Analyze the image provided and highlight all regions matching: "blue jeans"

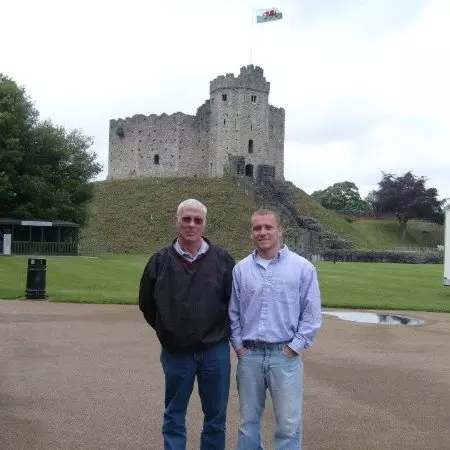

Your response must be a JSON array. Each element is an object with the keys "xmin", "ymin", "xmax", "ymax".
[
  {"xmin": 160, "ymin": 340, "xmax": 231, "ymax": 450},
  {"xmin": 236, "ymin": 342, "xmax": 303, "ymax": 450}
]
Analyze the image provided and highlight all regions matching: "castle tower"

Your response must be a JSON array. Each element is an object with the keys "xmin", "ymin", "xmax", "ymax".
[
  {"xmin": 208, "ymin": 65, "xmax": 285, "ymax": 181},
  {"xmin": 107, "ymin": 65, "xmax": 284, "ymax": 181}
]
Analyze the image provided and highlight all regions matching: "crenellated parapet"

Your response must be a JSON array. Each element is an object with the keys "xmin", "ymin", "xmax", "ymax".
[
  {"xmin": 269, "ymin": 105, "xmax": 285, "ymax": 120},
  {"xmin": 110, "ymin": 112, "xmax": 194, "ymax": 129},
  {"xmin": 210, "ymin": 64, "xmax": 270, "ymax": 94}
]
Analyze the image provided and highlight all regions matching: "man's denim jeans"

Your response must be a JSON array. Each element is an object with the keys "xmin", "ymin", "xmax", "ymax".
[
  {"xmin": 236, "ymin": 342, "xmax": 303, "ymax": 450},
  {"xmin": 160, "ymin": 340, "xmax": 231, "ymax": 450}
]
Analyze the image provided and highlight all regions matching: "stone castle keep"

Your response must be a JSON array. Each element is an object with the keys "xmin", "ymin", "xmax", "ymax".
[{"xmin": 107, "ymin": 65, "xmax": 285, "ymax": 182}]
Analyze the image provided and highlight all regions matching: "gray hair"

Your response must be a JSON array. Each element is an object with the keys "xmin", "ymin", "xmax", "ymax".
[{"xmin": 176, "ymin": 199, "xmax": 207, "ymax": 220}]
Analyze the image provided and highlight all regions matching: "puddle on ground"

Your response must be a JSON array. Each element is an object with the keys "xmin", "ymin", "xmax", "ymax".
[{"xmin": 323, "ymin": 311, "xmax": 424, "ymax": 325}]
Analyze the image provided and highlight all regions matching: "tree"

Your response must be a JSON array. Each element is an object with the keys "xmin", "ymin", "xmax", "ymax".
[
  {"xmin": 0, "ymin": 74, "xmax": 102, "ymax": 225},
  {"xmin": 364, "ymin": 190, "xmax": 378, "ymax": 216},
  {"xmin": 0, "ymin": 74, "xmax": 38, "ymax": 210},
  {"xmin": 373, "ymin": 171, "xmax": 445, "ymax": 240},
  {"xmin": 312, "ymin": 181, "xmax": 370, "ymax": 214}
]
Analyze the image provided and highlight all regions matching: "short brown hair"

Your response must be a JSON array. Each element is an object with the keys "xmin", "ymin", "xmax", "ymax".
[{"xmin": 251, "ymin": 209, "xmax": 281, "ymax": 226}]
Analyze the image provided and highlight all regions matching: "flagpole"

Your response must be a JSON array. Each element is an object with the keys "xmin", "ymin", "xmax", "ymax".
[{"xmin": 250, "ymin": 8, "xmax": 254, "ymax": 64}]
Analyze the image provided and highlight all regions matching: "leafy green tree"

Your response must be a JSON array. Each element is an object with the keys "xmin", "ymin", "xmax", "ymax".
[
  {"xmin": 0, "ymin": 74, "xmax": 38, "ymax": 210},
  {"xmin": 373, "ymin": 171, "xmax": 445, "ymax": 240},
  {"xmin": 312, "ymin": 181, "xmax": 370, "ymax": 214},
  {"xmin": 0, "ymin": 74, "xmax": 101, "ymax": 225}
]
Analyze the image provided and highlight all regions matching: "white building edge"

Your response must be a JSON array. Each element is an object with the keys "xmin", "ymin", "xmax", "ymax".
[{"xmin": 444, "ymin": 206, "xmax": 450, "ymax": 286}]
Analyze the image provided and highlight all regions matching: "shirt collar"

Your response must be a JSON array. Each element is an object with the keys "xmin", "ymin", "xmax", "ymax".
[
  {"xmin": 174, "ymin": 238, "xmax": 209, "ymax": 258},
  {"xmin": 252, "ymin": 244, "xmax": 289, "ymax": 262}
]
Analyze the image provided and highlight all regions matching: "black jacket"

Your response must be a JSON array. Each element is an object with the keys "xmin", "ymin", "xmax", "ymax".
[{"xmin": 139, "ymin": 238, "xmax": 235, "ymax": 352}]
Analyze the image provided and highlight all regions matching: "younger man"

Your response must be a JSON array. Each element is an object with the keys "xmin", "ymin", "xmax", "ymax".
[{"xmin": 229, "ymin": 209, "xmax": 322, "ymax": 450}]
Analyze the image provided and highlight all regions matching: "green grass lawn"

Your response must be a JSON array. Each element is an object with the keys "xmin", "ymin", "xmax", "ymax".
[
  {"xmin": 316, "ymin": 262, "xmax": 450, "ymax": 312},
  {"xmin": 1, "ymin": 255, "xmax": 449, "ymax": 312},
  {"xmin": 0, "ymin": 254, "xmax": 148, "ymax": 304}
]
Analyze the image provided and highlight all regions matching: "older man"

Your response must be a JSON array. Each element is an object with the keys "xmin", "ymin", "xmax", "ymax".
[
  {"xmin": 139, "ymin": 199, "xmax": 235, "ymax": 450},
  {"xmin": 229, "ymin": 208, "xmax": 322, "ymax": 450}
]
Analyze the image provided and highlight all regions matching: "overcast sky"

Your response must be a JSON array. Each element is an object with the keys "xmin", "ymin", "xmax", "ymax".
[{"xmin": 1, "ymin": 0, "xmax": 449, "ymax": 201}]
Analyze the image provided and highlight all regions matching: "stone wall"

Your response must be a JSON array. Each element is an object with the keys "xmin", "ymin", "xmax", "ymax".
[
  {"xmin": 108, "ymin": 65, "xmax": 285, "ymax": 181},
  {"xmin": 209, "ymin": 64, "xmax": 276, "ymax": 179},
  {"xmin": 108, "ymin": 112, "xmax": 208, "ymax": 179},
  {"xmin": 269, "ymin": 105, "xmax": 285, "ymax": 180}
]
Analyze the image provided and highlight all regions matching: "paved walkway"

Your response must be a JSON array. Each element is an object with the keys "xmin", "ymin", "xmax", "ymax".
[{"xmin": 1, "ymin": 300, "xmax": 449, "ymax": 449}]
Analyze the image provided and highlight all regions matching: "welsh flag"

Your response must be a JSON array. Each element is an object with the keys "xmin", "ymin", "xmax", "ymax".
[{"xmin": 256, "ymin": 7, "xmax": 283, "ymax": 23}]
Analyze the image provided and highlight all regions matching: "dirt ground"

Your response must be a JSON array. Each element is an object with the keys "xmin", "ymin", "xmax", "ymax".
[{"xmin": 1, "ymin": 300, "xmax": 449, "ymax": 449}]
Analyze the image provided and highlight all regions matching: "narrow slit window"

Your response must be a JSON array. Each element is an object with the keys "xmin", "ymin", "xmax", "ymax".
[
  {"xmin": 248, "ymin": 139, "xmax": 254, "ymax": 154},
  {"xmin": 153, "ymin": 154, "xmax": 160, "ymax": 165},
  {"xmin": 251, "ymin": 95, "xmax": 257, "ymax": 103},
  {"xmin": 222, "ymin": 94, "xmax": 227, "ymax": 101}
]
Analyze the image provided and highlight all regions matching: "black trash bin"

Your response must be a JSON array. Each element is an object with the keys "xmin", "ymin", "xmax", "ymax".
[{"xmin": 25, "ymin": 258, "xmax": 47, "ymax": 299}]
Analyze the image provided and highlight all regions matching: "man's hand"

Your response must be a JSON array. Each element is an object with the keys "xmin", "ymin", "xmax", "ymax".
[
  {"xmin": 283, "ymin": 345, "xmax": 299, "ymax": 357},
  {"xmin": 236, "ymin": 347, "xmax": 250, "ymax": 357}
]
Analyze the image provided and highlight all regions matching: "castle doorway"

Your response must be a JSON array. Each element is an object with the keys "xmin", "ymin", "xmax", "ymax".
[
  {"xmin": 257, "ymin": 164, "xmax": 275, "ymax": 182},
  {"xmin": 245, "ymin": 164, "xmax": 254, "ymax": 178}
]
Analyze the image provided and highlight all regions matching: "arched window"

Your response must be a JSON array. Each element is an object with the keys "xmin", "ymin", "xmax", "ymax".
[
  {"xmin": 153, "ymin": 154, "xmax": 160, "ymax": 165},
  {"xmin": 245, "ymin": 164, "xmax": 254, "ymax": 178},
  {"xmin": 248, "ymin": 139, "xmax": 254, "ymax": 154}
]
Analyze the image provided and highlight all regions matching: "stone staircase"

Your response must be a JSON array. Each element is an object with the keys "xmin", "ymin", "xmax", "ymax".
[{"xmin": 245, "ymin": 178, "xmax": 352, "ymax": 258}]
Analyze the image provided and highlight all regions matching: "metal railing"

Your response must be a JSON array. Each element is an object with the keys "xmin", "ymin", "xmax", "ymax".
[
  {"xmin": 77, "ymin": 241, "xmax": 113, "ymax": 256},
  {"xmin": 11, "ymin": 241, "xmax": 78, "ymax": 256}
]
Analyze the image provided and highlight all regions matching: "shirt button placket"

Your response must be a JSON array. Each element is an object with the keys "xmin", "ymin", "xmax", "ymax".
[{"xmin": 257, "ymin": 277, "xmax": 270, "ymax": 339}]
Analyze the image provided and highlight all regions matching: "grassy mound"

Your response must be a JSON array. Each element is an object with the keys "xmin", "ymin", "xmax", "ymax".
[{"xmin": 81, "ymin": 178, "xmax": 444, "ymax": 258}]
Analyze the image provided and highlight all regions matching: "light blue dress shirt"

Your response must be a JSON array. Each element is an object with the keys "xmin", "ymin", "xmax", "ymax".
[
  {"xmin": 229, "ymin": 245, "xmax": 322, "ymax": 354},
  {"xmin": 173, "ymin": 238, "xmax": 209, "ymax": 262}
]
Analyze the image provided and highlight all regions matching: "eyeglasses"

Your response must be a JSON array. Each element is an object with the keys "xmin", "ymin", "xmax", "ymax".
[{"xmin": 181, "ymin": 216, "xmax": 204, "ymax": 225}]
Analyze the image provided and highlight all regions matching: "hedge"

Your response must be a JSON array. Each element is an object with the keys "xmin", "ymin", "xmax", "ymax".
[{"xmin": 319, "ymin": 249, "xmax": 443, "ymax": 264}]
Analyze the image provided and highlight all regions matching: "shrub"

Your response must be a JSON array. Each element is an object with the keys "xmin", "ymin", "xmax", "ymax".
[{"xmin": 320, "ymin": 249, "xmax": 443, "ymax": 264}]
